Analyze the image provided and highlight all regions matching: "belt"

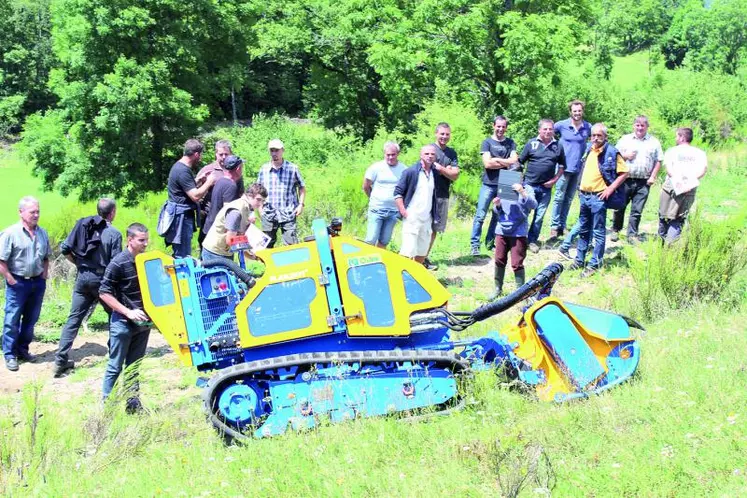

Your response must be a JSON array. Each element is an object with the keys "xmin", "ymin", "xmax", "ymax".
[
  {"xmin": 579, "ymin": 190, "xmax": 603, "ymax": 195},
  {"xmin": 78, "ymin": 267, "xmax": 105, "ymax": 276},
  {"xmin": 11, "ymin": 273, "xmax": 42, "ymax": 280}
]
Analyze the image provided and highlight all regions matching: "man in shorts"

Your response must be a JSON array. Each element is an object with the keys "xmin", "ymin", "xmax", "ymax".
[{"xmin": 425, "ymin": 123, "xmax": 459, "ymax": 270}]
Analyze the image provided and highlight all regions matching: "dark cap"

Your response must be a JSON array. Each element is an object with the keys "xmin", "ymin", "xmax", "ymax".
[{"xmin": 224, "ymin": 155, "xmax": 244, "ymax": 171}]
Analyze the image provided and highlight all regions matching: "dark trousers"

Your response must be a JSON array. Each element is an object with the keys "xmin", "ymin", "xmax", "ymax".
[
  {"xmin": 612, "ymin": 178, "xmax": 650, "ymax": 237},
  {"xmin": 102, "ymin": 313, "xmax": 150, "ymax": 399},
  {"xmin": 494, "ymin": 235, "xmax": 528, "ymax": 272},
  {"xmin": 2, "ymin": 275, "xmax": 46, "ymax": 360},
  {"xmin": 55, "ymin": 270, "xmax": 110, "ymax": 366},
  {"xmin": 262, "ymin": 217, "xmax": 298, "ymax": 248}
]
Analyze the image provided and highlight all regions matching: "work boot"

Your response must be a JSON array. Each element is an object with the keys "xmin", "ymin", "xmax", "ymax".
[
  {"xmin": 487, "ymin": 265, "xmax": 506, "ymax": 300},
  {"xmin": 514, "ymin": 268, "xmax": 526, "ymax": 288},
  {"xmin": 125, "ymin": 397, "xmax": 144, "ymax": 415},
  {"xmin": 53, "ymin": 360, "xmax": 75, "ymax": 378},
  {"xmin": 5, "ymin": 357, "xmax": 18, "ymax": 372}
]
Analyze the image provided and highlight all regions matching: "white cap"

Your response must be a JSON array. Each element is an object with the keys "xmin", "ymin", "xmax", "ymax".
[{"xmin": 267, "ymin": 139, "xmax": 284, "ymax": 150}]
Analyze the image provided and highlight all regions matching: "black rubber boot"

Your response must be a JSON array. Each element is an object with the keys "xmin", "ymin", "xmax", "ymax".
[
  {"xmin": 488, "ymin": 265, "xmax": 506, "ymax": 300},
  {"xmin": 514, "ymin": 268, "xmax": 526, "ymax": 288}
]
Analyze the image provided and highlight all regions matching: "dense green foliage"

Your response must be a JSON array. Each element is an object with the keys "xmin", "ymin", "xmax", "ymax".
[{"xmin": 5, "ymin": 0, "xmax": 747, "ymax": 202}]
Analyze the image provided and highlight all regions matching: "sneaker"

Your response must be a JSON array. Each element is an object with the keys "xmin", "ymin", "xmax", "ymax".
[
  {"xmin": 423, "ymin": 258, "xmax": 438, "ymax": 271},
  {"xmin": 581, "ymin": 266, "xmax": 598, "ymax": 278},
  {"xmin": 53, "ymin": 360, "xmax": 75, "ymax": 378},
  {"xmin": 610, "ymin": 231, "xmax": 619, "ymax": 242},
  {"xmin": 470, "ymin": 246, "xmax": 481, "ymax": 257},
  {"xmin": 125, "ymin": 397, "xmax": 144, "ymax": 415},
  {"xmin": 5, "ymin": 357, "xmax": 18, "ymax": 372},
  {"xmin": 567, "ymin": 261, "xmax": 584, "ymax": 271},
  {"xmin": 557, "ymin": 248, "xmax": 573, "ymax": 261},
  {"xmin": 529, "ymin": 243, "xmax": 540, "ymax": 254}
]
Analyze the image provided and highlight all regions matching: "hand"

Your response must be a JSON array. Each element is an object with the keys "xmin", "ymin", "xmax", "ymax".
[
  {"xmin": 205, "ymin": 174, "xmax": 217, "ymax": 187},
  {"xmin": 248, "ymin": 212, "xmax": 256, "ymax": 224},
  {"xmin": 126, "ymin": 309, "xmax": 149, "ymax": 322},
  {"xmin": 42, "ymin": 270, "xmax": 49, "ymax": 280},
  {"xmin": 492, "ymin": 197, "xmax": 501, "ymax": 206},
  {"xmin": 647, "ymin": 177, "xmax": 656, "ymax": 186},
  {"xmin": 511, "ymin": 183, "xmax": 526, "ymax": 198},
  {"xmin": 400, "ymin": 209, "xmax": 408, "ymax": 219},
  {"xmin": 6, "ymin": 276, "xmax": 17, "ymax": 286},
  {"xmin": 294, "ymin": 204, "xmax": 304, "ymax": 217},
  {"xmin": 542, "ymin": 179, "xmax": 556, "ymax": 188},
  {"xmin": 623, "ymin": 150, "xmax": 637, "ymax": 161},
  {"xmin": 598, "ymin": 186, "xmax": 614, "ymax": 201}
]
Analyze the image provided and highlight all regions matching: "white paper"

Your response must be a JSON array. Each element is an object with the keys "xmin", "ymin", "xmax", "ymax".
[
  {"xmin": 671, "ymin": 174, "xmax": 699, "ymax": 196},
  {"xmin": 245, "ymin": 224, "xmax": 271, "ymax": 251}
]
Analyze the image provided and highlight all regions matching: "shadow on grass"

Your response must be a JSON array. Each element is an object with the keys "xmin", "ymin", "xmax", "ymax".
[{"xmin": 442, "ymin": 254, "xmax": 492, "ymax": 267}]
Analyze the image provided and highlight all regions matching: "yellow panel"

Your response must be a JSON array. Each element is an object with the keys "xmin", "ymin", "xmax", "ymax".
[
  {"xmin": 135, "ymin": 251, "xmax": 192, "ymax": 367},
  {"xmin": 513, "ymin": 297, "xmax": 628, "ymax": 401},
  {"xmin": 331, "ymin": 237, "xmax": 451, "ymax": 337},
  {"xmin": 236, "ymin": 242, "xmax": 333, "ymax": 348}
]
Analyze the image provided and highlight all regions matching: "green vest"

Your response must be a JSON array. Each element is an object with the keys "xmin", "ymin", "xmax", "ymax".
[{"xmin": 202, "ymin": 197, "xmax": 253, "ymax": 256}]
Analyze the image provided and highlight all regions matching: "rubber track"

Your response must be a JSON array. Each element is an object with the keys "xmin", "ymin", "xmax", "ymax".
[{"xmin": 203, "ymin": 350, "xmax": 471, "ymax": 441}]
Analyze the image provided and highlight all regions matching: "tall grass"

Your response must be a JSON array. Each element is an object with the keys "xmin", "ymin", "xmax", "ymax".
[{"xmin": 623, "ymin": 207, "xmax": 747, "ymax": 321}]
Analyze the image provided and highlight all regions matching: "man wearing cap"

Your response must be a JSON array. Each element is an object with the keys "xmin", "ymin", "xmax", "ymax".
[
  {"xmin": 257, "ymin": 139, "xmax": 306, "ymax": 248},
  {"xmin": 201, "ymin": 155, "xmax": 245, "ymax": 241},
  {"xmin": 202, "ymin": 183, "xmax": 268, "ymax": 262},
  {"xmin": 0, "ymin": 196, "xmax": 51, "ymax": 372}
]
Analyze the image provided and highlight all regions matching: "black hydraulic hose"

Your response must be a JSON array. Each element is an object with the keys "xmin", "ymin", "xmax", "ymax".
[
  {"xmin": 470, "ymin": 262, "xmax": 564, "ymax": 323},
  {"xmin": 202, "ymin": 259, "xmax": 255, "ymax": 288}
]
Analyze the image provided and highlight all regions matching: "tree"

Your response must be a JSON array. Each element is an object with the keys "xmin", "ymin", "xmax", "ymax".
[
  {"xmin": 21, "ymin": 0, "xmax": 255, "ymax": 202},
  {"xmin": 662, "ymin": 0, "xmax": 747, "ymax": 75}
]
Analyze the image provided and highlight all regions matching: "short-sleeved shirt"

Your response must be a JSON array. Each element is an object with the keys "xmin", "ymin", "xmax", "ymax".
[
  {"xmin": 257, "ymin": 160, "xmax": 305, "ymax": 223},
  {"xmin": 580, "ymin": 146, "xmax": 628, "ymax": 192},
  {"xmin": 203, "ymin": 177, "xmax": 240, "ymax": 234},
  {"xmin": 167, "ymin": 161, "xmax": 197, "ymax": 210},
  {"xmin": 0, "ymin": 223, "xmax": 51, "ymax": 278},
  {"xmin": 432, "ymin": 144, "xmax": 458, "ymax": 199},
  {"xmin": 554, "ymin": 119, "xmax": 591, "ymax": 173},
  {"xmin": 224, "ymin": 209, "xmax": 244, "ymax": 232},
  {"xmin": 365, "ymin": 160, "xmax": 406, "ymax": 211},
  {"xmin": 518, "ymin": 138, "xmax": 566, "ymax": 185},
  {"xmin": 99, "ymin": 249, "xmax": 143, "ymax": 311},
  {"xmin": 662, "ymin": 144, "xmax": 707, "ymax": 193},
  {"xmin": 480, "ymin": 136, "xmax": 517, "ymax": 185},
  {"xmin": 615, "ymin": 133, "xmax": 664, "ymax": 179}
]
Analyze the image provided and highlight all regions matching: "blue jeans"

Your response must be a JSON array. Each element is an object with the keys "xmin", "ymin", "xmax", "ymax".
[
  {"xmin": 172, "ymin": 214, "xmax": 194, "ymax": 258},
  {"xmin": 201, "ymin": 247, "xmax": 234, "ymax": 263},
  {"xmin": 575, "ymin": 193, "xmax": 607, "ymax": 269},
  {"xmin": 527, "ymin": 184, "xmax": 552, "ymax": 244},
  {"xmin": 550, "ymin": 171, "xmax": 580, "ymax": 232},
  {"xmin": 3, "ymin": 275, "xmax": 46, "ymax": 360},
  {"xmin": 559, "ymin": 220, "xmax": 582, "ymax": 252},
  {"xmin": 365, "ymin": 208, "xmax": 399, "ymax": 246},
  {"xmin": 102, "ymin": 313, "xmax": 151, "ymax": 399},
  {"xmin": 470, "ymin": 184, "xmax": 499, "ymax": 249},
  {"xmin": 658, "ymin": 217, "xmax": 684, "ymax": 244}
]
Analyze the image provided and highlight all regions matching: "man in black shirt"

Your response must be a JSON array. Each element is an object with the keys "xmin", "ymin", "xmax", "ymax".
[
  {"xmin": 99, "ymin": 223, "xmax": 150, "ymax": 412},
  {"xmin": 164, "ymin": 139, "xmax": 215, "ymax": 258},
  {"xmin": 518, "ymin": 119, "xmax": 567, "ymax": 253},
  {"xmin": 426, "ymin": 122, "xmax": 460, "ymax": 270},
  {"xmin": 470, "ymin": 116, "xmax": 518, "ymax": 256},
  {"xmin": 54, "ymin": 198, "xmax": 122, "ymax": 377}
]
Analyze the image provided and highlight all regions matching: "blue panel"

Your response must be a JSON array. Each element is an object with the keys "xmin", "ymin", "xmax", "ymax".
[
  {"xmin": 246, "ymin": 278, "xmax": 317, "ymax": 336},
  {"xmin": 534, "ymin": 304, "xmax": 605, "ymax": 389},
  {"xmin": 271, "ymin": 247, "xmax": 311, "ymax": 267},
  {"xmin": 342, "ymin": 243, "xmax": 361, "ymax": 254},
  {"xmin": 347, "ymin": 263, "xmax": 395, "ymax": 327},
  {"xmin": 144, "ymin": 259, "xmax": 175, "ymax": 307},
  {"xmin": 565, "ymin": 303, "xmax": 631, "ymax": 340},
  {"xmin": 313, "ymin": 219, "xmax": 345, "ymax": 332},
  {"xmin": 402, "ymin": 270, "xmax": 431, "ymax": 305}
]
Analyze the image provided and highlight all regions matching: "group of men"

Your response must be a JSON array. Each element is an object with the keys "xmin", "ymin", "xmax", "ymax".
[
  {"xmin": 362, "ymin": 101, "xmax": 707, "ymax": 281},
  {"xmin": 1, "ymin": 108, "xmax": 707, "ymax": 410}
]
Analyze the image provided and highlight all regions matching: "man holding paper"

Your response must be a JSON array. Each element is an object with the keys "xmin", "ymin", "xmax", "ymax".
[
  {"xmin": 658, "ymin": 128, "xmax": 707, "ymax": 244},
  {"xmin": 201, "ymin": 183, "xmax": 269, "ymax": 262}
]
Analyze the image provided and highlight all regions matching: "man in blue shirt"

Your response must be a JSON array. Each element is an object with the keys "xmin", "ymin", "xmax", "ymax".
[{"xmin": 550, "ymin": 100, "xmax": 591, "ymax": 239}]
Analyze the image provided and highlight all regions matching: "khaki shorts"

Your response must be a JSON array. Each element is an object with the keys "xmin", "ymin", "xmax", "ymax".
[
  {"xmin": 432, "ymin": 197, "xmax": 449, "ymax": 233},
  {"xmin": 400, "ymin": 218, "xmax": 432, "ymax": 258}
]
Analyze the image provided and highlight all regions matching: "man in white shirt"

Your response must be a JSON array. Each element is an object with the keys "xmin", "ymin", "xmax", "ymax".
[
  {"xmin": 658, "ymin": 127, "xmax": 707, "ymax": 244},
  {"xmin": 393, "ymin": 145, "xmax": 438, "ymax": 264},
  {"xmin": 362, "ymin": 141, "xmax": 406, "ymax": 248}
]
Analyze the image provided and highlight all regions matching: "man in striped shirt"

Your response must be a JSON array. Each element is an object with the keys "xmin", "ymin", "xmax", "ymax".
[
  {"xmin": 99, "ymin": 223, "xmax": 150, "ymax": 413},
  {"xmin": 257, "ymin": 139, "xmax": 306, "ymax": 248}
]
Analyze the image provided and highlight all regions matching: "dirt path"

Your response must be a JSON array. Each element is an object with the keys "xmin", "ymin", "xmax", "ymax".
[{"xmin": 0, "ymin": 330, "xmax": 171, "ymax": 401}]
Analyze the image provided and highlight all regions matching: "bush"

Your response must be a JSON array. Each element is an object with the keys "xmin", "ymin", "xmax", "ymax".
[{"xmin": 623, "ymin": 208, "xmax": 747, "ymax": 321}]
